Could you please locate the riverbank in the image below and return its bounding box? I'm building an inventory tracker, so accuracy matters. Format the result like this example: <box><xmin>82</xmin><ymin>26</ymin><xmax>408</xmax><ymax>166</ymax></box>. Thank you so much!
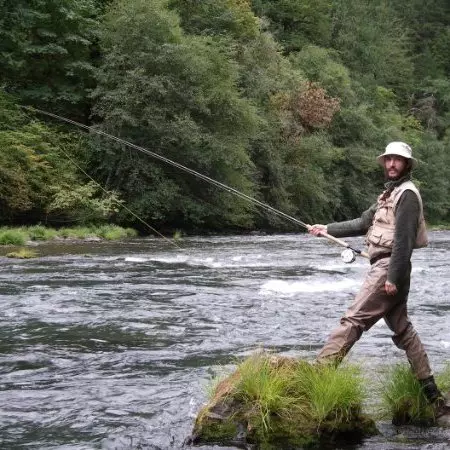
<box><xmin>0</xmin><ymin>224</ymin><xmax>138</xmax><ymax>246</ymax></box>
<box><xmin>1</xmin><ymin>223</ymin><xmax>448</xmax><ymax>250</ymax></box>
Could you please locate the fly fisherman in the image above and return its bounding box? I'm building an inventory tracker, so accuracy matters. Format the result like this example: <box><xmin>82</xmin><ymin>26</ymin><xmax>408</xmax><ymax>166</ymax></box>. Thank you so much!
<box><xmin>309</xmin><ymin>141</ymin><xmax>450</xmax><ymax>422</ymax></box>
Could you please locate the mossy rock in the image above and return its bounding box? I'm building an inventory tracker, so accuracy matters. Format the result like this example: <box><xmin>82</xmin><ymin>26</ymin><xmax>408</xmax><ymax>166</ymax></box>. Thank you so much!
<box><xmin>188</xmin><ymin>354</ymin><xmax>378</xmax><ymax>448</ymax></box>
<box><xmin>6</xmin><ymin>248</ymin><xmax>38</xmax><ymax>259</ymax></box>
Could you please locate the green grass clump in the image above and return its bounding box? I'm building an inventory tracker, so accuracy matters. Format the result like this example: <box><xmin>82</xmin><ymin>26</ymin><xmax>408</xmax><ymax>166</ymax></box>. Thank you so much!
<box><xmin>26</xmin><ymin>225</ymin><xmax>58</xmax><ymax>241</ymax></box>
<box><xmin>0</xmin><ymin>225</ymin><xmax>139</xmax><ymax>245</ymax></box>
<box><xmin>428</xmin><ymin>223</ymin><xmax>450</xmax><ymax>231</ymax></box>
<box><xmin>295</xmin><ymin>361</ymin><xmax>365</xmax><ymax>429</ymax></box>
<box><xmin>6</xmin><ymin>248</ymin><xmax>38</xmax><ymax>258</ymax></box>
<box><xmin>380</xmin><ymin>364</ymin><xmax>434</xmax><ymax>425</ymax></box>
<box><xmin>193</xmin><ymin>352</ymin><xmax>375</xmax><ymax>448</ymax></box>
<box><xmin>234</xmin><ymin>353</ymin><xmax>299</xmax><ymax>435</ymax></box>
<box><xmin>58</xmin><ymin>226</ymin><xmax>94</xmax><ymax>239</ymax></box>
<box><xmin>0</xmin><ymin>229</ymin><xmax>27</xmax><ymax>245</ymax></box>
<box><xmin>96</xmin><ymin>225</ymin><xmax>138</xmax><ymax>240</ymax></box>
<box><xmin>436</xmin><ymin>362</ymin><xmax>450</xmax><ymax>392</ymax></box>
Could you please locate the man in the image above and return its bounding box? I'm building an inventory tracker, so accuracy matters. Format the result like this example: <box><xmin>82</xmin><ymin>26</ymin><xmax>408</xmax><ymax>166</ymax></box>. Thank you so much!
<box><xmin>309</xmin><ymin>141</ymin><xmax>449</xmax><ymax>421</ymax></box>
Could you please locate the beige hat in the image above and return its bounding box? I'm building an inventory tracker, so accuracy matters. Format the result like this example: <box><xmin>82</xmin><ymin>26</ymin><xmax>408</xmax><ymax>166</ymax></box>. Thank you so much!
<box><xmin>376</xmin><ymin>141</ymin><xmax>417</xmax><ymax>167</ymax></box>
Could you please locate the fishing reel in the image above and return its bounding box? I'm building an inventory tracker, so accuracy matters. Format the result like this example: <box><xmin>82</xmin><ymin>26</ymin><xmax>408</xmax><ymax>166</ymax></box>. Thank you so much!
<box><xmin>341</xmin><ymin>248</ymin><xmax>356</xmax><ymax>264</ymax></box>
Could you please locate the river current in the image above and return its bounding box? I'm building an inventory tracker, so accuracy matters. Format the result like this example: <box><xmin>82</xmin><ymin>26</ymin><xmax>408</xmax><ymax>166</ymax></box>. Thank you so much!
<box><xmin>1</xmin><ymin>231</ymin><xmax>449</xmax><ymax>449</ymax></box>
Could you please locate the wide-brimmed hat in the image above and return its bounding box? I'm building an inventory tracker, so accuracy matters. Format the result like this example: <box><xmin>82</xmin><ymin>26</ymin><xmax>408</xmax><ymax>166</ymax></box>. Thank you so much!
<box><xmin>376</xmin><ymin>141</ymin><xmax>417</xmax><ymax>167</ymax></box>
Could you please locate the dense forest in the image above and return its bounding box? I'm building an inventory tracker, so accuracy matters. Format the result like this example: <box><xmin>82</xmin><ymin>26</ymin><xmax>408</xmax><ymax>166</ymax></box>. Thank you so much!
<box><xmin>1</xmin><ymin>0</ymin><xmax>449</xmax><ymax>233</ymax></box>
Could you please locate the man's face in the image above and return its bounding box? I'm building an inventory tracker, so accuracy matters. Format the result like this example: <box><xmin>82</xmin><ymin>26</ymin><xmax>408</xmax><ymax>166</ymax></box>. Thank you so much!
<box><xmin>383</xmin><ymin>155</ymin><xmax>408</xmax><ymax>180</ymax></box>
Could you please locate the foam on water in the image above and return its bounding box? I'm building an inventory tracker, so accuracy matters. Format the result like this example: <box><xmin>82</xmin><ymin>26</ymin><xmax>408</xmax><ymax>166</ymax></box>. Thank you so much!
<box><xmin>124</xmin><ymin>256</ymin><xmax>148</xmax><ymax>263</ymax></box>
<box><xmin>124</xmin><ymin>253</ymin><xmax>268</xmax><ymax>269</ymax></box>
<box><xmin>1</xmin><ymin>231</ymin><xmax>449</xmax><ymax>449</ymax></box>
<box><xmin>260</xmin><ymin>278</ymin><xmax>358</xmax><ymax>294</ymax></box>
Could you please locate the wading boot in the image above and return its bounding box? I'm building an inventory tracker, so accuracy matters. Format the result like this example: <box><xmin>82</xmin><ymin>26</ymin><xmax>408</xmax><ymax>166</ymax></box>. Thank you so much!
<box><xmin>420</xmin><ymin>376</ymin><xmax>450</xmax><ymax>426</ymax></box>
<box><xmin>434</xmin><ymin>395</ymin><xmax>450</xmax><ymax>427</ymax></box>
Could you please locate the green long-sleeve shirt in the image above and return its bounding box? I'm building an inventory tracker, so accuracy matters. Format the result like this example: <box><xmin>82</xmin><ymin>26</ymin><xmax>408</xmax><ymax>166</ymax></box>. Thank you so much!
<box><xmin>327</xmin><ymin>190</ymin><xmax>420</xmax><ymax>286</ymax></box>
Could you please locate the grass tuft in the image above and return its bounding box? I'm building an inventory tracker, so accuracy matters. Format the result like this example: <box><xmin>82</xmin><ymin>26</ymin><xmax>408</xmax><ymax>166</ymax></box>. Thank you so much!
<box><xmin>380</xmin><ymin>364</ymin><xmax>434</xmax><ymax>425</ymax></box>
<box><xmin>26</xmin><ymin>225</ymin><xmax>58</xmax><ymax>241</ymax></box>
<box><xmin>233</xmin><ymin>353</ymin><xmax>298</xmax><ymax>434</ymax></box>
<box><xmin>0</xmin><ymin>225</ymin><xmax>138</xmax><ymax>244</ymax></box>
<box><xmin>0</xmin><ymin>228</ymin><xmax>27</xmax><ymax>245</ymax></box>
<box><xmin>435</xmin><ymin>362</ymin><xmax>450</xmax><ymax>393</ymax></box>
<box><xmin>295</xmin><ymin>361</ymin><xmax>365</xmax><ymax>428</ymax></box>
<box><xmin>196</xmin><ymin>352</ymin><xmax>374</xmax><ymax>447</ymax></box>
<box><xmin>96</xmin><ymin>225</ymin><xmax>138</xmax><ymax>240</ymax></box>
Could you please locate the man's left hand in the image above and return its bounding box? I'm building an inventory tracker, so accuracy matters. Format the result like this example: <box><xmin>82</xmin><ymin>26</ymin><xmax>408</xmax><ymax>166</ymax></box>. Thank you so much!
<box><xmin>385</xmin><ymin>281</ymin><xmax>398</xmax><ymax>296</ymax></box>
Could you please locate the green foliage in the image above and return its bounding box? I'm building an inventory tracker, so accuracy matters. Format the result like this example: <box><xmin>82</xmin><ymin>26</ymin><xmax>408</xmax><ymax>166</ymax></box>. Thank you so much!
<box><xmin>413</xmin><ymin>138</ymin><xmax>450</xmax><ymax>224</ymax></box>
<box><xmin>234</xmin><ymin>354</ymin><xmax>296</xmax><ymax>434</ymax></box>
<box><xmin>1</xmin><ymin>0</ymin><xmax>450</xmax><ymax>230</ymax></box>
<box><xmin>251</xmin><ymin>0</ymin><xmax>332</xmax><ymax>52</ymax></box>
<box><xmin>58</xmin><ymin>226</ymin><xmax>97</xmax><ymax>239</ymax></box>
<box><xmin>0</xmin><ymin>228</ymin><xmax>27</xmax><ymax>245</ymax></box>
<box><xmin>170</xmin><ymin>0</ymin><xmax>260</xmax><ymax>40</ymax></box>
<box><xmin>0</xmin><ymin>91</ymin><xmax>123</xmax><ymax>225</ymax></box>
<box><xmin>283</xmin><ymin>133</ymin><xmax>342</xmax><ymax>223</ymax></box>
<box><xmin>27</xmin><ymin>225</ymin><xmax>57</xmax><ymax>241</ymax></box>
<box><xmin>435</xmin><ymin>362</ymin><xmax>450</xmax><ymax>393</ymax></box>
<box><xmin>390</xmin><ymin>0</ymin><xmax>450</xmax><ymax>79</ymax></box>
<box><xmin>95</xmin><ymin>224</ymin><xmax>137</xmax><ymax>240</ymax></box>
<box><xmin>48</xmin><ymin>181</ymin><xmax>123</xmax><ymax>225</ymax></box>
<box><xmin>330</xmin><ymin>0</ymin><xmax>414</xmax><ymax>98</ymax></box>
<box><xmin>199</xmin><ymin>353</ymin><xmax>374</xmax><ymax>447</ymax></box>
<box><xmin>0</xmin><ymin>225</ymin><xmax>137</xmax><ymax>243</ymax></box>
<box><xmin>380</xmin><ymin>364</ymin><xmax>434</xmax><ymax>425</ymax></box>
<box><xmin>233</xmin><ymin>354</ymin><xmax>366</xmax><ymax>435</ymax></box>
<box><xmin>93</xmin><ymin>0</ymin><xmax>260</xmax><ymax>230</ymax></box>
<box><xmin>290</xmin><ymin>46</ymin><xmax>353</xmax><ymax>101</ymax></box>
<box><xmin>0</xmin><ymin>110</ymin><xmax>60</xmax><ymax>217</ymax></box>
<box><xmin>295</xmin><ymin>362</ymin><xmax>365</xmax><ymax>428</ymax></box>
<box><xmin>0</xmin><ymin>0</ymin><xmax>99</xmax><ymax>120</ymax></box>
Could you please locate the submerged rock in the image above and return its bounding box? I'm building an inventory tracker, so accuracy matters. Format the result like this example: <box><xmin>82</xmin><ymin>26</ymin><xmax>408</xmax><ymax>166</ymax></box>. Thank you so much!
<box><xmin>189</xmin><ymin>354</ymin><xmax>378</xmax><ymax>448</ymax></box>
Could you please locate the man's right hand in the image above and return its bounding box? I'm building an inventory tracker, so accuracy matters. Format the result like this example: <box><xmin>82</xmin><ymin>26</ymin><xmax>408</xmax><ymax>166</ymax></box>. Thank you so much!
<box><xmin>308</xmin><ymin>224</ymin><xmax>327</xmax><ymax>236</ymax></box>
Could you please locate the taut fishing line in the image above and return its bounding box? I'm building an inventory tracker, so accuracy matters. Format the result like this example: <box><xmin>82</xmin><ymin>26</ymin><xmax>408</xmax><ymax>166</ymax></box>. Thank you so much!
<box><xmin>20</xmin><ymin>105</ymin><xmax>368</xmax><ymax>260</ymax></box>
<box><xmin>54</xmin><ymin>144</ymin><xmax>181</xmax><ymax>249</ymax></box>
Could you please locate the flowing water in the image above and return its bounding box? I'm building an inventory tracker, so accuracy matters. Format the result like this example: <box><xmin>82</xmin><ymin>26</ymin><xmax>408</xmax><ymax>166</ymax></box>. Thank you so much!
<box><xmin>1</xmin><ymin>231</ymin><xmax>449</xmax><ymax>450</ymax></box>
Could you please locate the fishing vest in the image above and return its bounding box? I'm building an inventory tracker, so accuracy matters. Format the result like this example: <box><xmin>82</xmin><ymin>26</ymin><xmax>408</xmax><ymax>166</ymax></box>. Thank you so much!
<box><xmin>366</xmin><ymin>180</ymin><xmax>428</xmax><ymax>259</ymax></box>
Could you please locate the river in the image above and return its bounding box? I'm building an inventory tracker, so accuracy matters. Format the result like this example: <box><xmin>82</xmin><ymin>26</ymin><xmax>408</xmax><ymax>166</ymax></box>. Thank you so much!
<box><xmin>1</xmin><ymin>231</ymin><xmax>449</xmax><ymax>449</ymax></box>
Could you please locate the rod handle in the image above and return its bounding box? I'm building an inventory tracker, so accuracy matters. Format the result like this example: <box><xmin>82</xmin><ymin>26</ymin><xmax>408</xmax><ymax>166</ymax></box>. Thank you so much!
<box><xmin>307</xmin><ymin>225</ymin><xmax>370</xmax><ymax>259</ymax></box>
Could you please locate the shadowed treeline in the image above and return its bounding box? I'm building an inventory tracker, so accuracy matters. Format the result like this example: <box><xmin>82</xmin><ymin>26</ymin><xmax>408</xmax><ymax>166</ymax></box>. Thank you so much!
<box><xmin>1</xmin><ymin>0</ymin><xmax>449</xmax><ymax>232</ymax></box>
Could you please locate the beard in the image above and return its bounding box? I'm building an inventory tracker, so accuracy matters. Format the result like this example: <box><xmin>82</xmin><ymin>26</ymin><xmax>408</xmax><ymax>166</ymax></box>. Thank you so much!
<box><xmin>384</xmin><ymin>162</ymin><xmax>412</xmax><ymax>181</ymax></box>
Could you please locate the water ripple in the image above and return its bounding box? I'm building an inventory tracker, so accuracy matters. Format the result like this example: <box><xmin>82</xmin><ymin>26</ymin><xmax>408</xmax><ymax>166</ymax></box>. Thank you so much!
<box><xmin>1</xmin><ymin>232</ymin><xmax>450</xmax><ymax>448</ymax></box>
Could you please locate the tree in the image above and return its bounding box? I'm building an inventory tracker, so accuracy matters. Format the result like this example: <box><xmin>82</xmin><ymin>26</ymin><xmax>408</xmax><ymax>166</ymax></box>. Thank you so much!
<box><xmin>251</xmin><ymin>0</ymin><xmax>332</xmax><ymax>52</ymax></box>
<box><xmin>329</xmin><ymin>0</ymin><xmax>415</xmax><ymax>100</ymax></box>
<box><xmin>170</xmin><ymin>0</ymin><xmax>260</xmax><ymax>40</ymax></box>
<box><xmin>0</xmin><ymin>91</ymin><xmax>119</xmax><ymax>224</ymax></box>
<box><xmin>92</xmin><ymin>0</ymin><xmax>260</xmax><ymax>230</ymax></box>
<box><xmin>0</xmin><ymin>0</ymin><xmax>99</xmax><ymax>122</ymax></box>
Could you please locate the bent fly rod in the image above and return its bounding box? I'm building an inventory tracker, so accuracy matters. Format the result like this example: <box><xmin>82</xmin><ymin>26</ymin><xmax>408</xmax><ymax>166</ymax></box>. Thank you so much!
<box><xmin>22</xmin><ymin>105</ymin><xmax>369</xmax><ymax>262</ymax></box>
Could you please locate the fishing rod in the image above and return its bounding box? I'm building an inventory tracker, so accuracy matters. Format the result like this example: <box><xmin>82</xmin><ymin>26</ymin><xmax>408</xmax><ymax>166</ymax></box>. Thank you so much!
<box><xmin>21</xmin><ymin>105</ymin><xmax>369</xmax><ymax>262</ymax></box>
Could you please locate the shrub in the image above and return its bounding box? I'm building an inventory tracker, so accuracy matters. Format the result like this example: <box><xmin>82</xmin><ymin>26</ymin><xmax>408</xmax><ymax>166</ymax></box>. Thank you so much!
<box><xmin>0</xmin><ymin>229</ymin><xmax>27</xmax><ymax>245</ymax></box>
<box><xmin>27</xmin><ymin>225</ymin><xmax>57</xmax><ymax>241</ymax></box>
